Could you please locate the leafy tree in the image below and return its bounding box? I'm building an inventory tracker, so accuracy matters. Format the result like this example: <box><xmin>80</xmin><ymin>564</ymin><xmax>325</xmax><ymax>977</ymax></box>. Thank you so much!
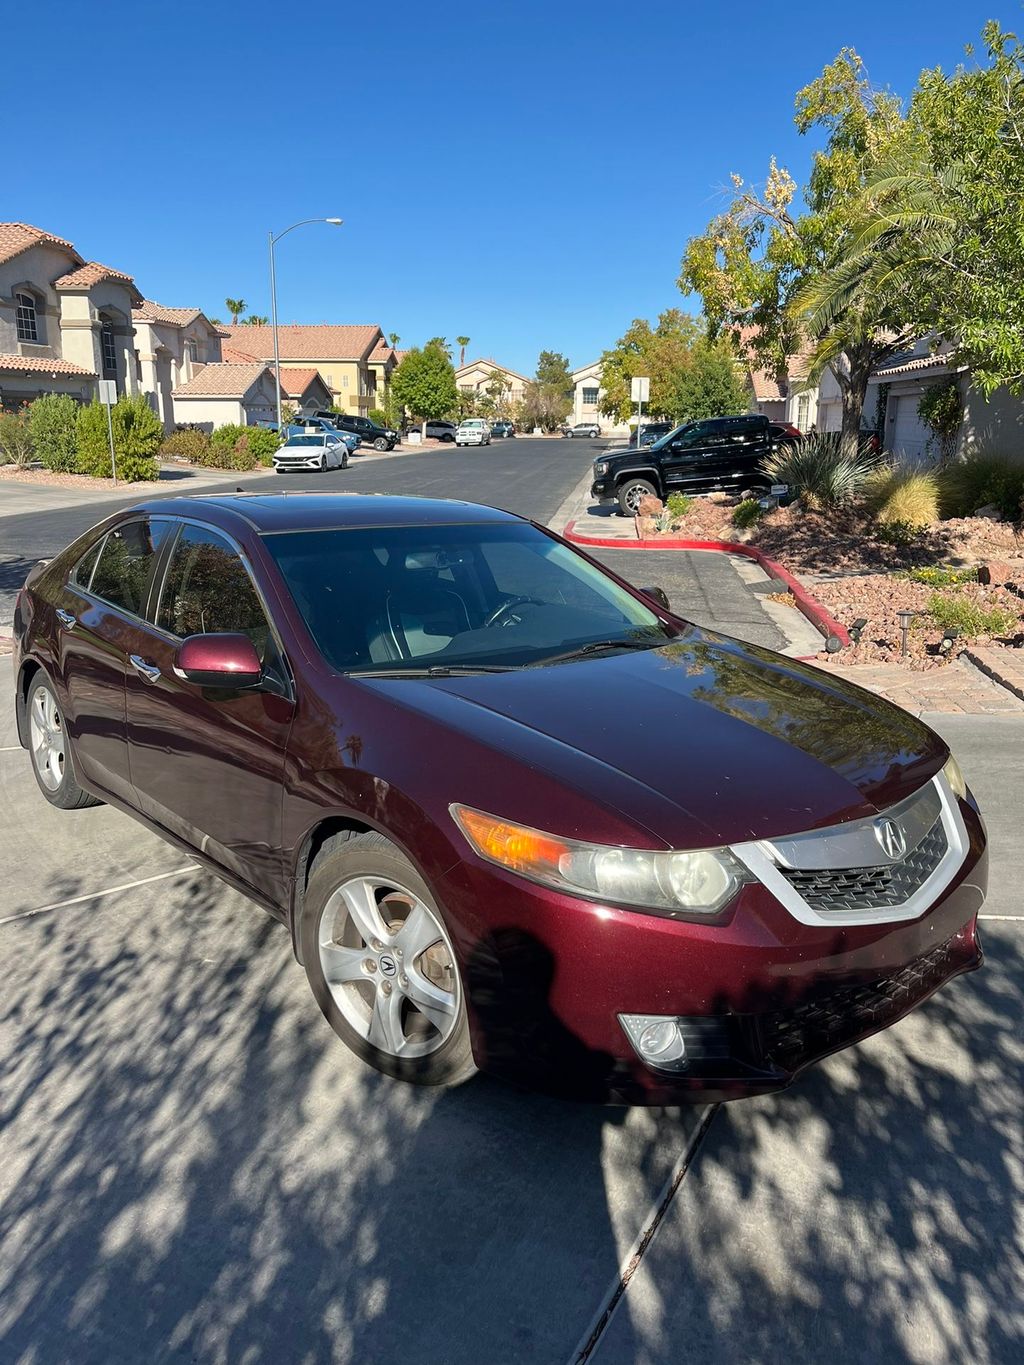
<box><xmin>391</xmin><ymin>341</ymin><xmax>459</xmax><ymax>422</ymax></box>
<box><xmin>225</xmin><ymin>297</ymin><xmax>247</xmax><ymax>325</ymax></box>
<box><xmin>516</xmin><ymin>351</ymin><xmax>573</xmax><ymax>430</ymax></box>
<box><xmin>76</xmin><ymin>394</ymin><xmax>162</xmax><ymax>480</ymax></box>
<box><xmin>668</xmin><ymin>337</ymin><xmax>749</xmax><ymax>422</ymax></box>
<box><xmin>680</xmin><ymin>50</ymin><xmax>916</xmax><ymax>455</ymax></box>
<box><xmin>599</xmin><ymin>311</ymin><xmax>703</xmax><ymax>421</ymax></box>
<box><xmin>535</xmin><ymin>351</ymin><xmax>573</xmax><ymax>393</ymax></box>
<box><xmin>28</xmin><ymin>394</ymin><xmax>79</xmax><ymax>471</ymax></box>
<box><xmin>456</xmin><ymin>335</ymin><xmax>470</xmax><ymax>367</ymax></box>
<box><xmin>424</xmin><ymin>336</ymin><xmax>453</xmax><ymax>360</ymax></box>
<box><xmin>801</xmin><ymin>23</ymin><xmax>1024</xmax><ymax>398</ymax></box>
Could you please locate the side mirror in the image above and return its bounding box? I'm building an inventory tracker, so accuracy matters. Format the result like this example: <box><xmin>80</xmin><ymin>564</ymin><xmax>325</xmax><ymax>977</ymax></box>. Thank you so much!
<box><xmin>640</xmin><ymin>585</ymin><xmax>671</xmax><ymax>611</ymax></box>
<box><xmin>175</xmin><ymin>633</ymin><xmax>263</xmax><ymax>688</ymax></box>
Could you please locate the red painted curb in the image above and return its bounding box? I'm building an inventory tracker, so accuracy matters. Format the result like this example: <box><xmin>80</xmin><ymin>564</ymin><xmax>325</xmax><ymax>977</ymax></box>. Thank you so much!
<box><xmin>563</xmin><ymin>520</ymin><xmax>850</xmax><ymax>650</ymax></box>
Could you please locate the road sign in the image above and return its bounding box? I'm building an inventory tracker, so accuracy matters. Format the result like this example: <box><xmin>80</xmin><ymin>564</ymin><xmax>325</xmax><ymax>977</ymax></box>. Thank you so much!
<box><xmin>630</xmin><ymin>376</ymin><xmax>650</xmax><ymax>403</ymax></box>
<box><xmin>98</xmin><ymin>379</ymin><xmax>117</xmax><ymax>405</ymax></box>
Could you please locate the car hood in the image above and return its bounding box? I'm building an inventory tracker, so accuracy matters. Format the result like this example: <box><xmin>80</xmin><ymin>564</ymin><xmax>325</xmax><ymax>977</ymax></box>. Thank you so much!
<box><xmin>361</xmin><ymin>628</ymin><xmax>946</xmax><ymax>848</ymax></box>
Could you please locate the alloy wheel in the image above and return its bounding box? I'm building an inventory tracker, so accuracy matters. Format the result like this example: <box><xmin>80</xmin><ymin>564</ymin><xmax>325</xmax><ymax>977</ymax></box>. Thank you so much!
<box><xmin>318</xmin><ymin>875</ymin><xmax>461</xmax><ymax>1059</ymax></box>
<box><xmin>29</xmin><ymin>686</ymin><xmax>65</xmax><ymax>792</ymax></box>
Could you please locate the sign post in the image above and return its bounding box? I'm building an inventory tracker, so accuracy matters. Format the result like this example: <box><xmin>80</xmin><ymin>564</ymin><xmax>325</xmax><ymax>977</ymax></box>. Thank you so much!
<box><xmin>98</xmin><ymin>379</ymin><xmax>118</xmax><ymax>484</ymax></box>
<box><xmin>630</xmin><ymin>376</ymin><xmax>650</xmax><ymax>447</ymax></box>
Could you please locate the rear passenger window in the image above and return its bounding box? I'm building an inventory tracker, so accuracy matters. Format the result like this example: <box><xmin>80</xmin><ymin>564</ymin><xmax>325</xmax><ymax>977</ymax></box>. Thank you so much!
<box><xmin>72</xmin><ymin>538</ymin><xmax>104</xmax><ymax>589</ymax></box>
<box><xmin>89</xmin><ymin>519</ymin><xmax>171</xmax><ymax>616</ymax></box>
<box><xmin>157</xmin><ymin>525</ymin><xmax>273</xmax><ymax>663</ymax></box>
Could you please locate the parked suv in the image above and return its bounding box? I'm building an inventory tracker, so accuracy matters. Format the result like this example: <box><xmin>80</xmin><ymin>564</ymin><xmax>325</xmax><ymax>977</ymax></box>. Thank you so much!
<box><xmin>592</xmin><ymin>414</ymin><xmax>778</xmax><ymax>515</ymax></box>
<box><xmin>314</xmin><ymin>412</ymin><xmax>399</xmax><ymax>451</ymax></box>
<box><xmin>563</xmin><ymin>422</ymin><xmax>601</xmax><ymax>439</ymax></box>
<box><xmin>417</xmin><ymin>420</ymin><xmax>457</xmax><ymax>442</ymax></box>
<box><xmin>287</xmin><ymin>416</ymin><xmax>360</xmax><ymax>452</ymax></box>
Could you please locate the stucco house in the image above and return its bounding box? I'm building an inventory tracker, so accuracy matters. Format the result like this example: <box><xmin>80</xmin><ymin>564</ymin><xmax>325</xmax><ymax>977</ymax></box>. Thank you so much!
<box><xmin>132</xmin><ymin>299</ymin><xmax>223</xmax><ymax>430</ymax></box>
<box><xmin>737</xmin><ymin>329</ymin><xmax>817</xmax><ymax>431</ymax></box>
<box><xmin>455</xmin><ymin>358</ymin><xmax>529</xmax><ymax>407</ymax></box>
<box><xmin>171</xmin><ymin>362</ymin><xmax>282</xmax><ymax>431</ymax></box>
<box><xmin>221</xmin><ymin>324</ymin><xmax>393</xmax><ymax>415</ymax></box>
<box><xmin>569</xmin><ymin>361</ymin><xmax>629</xmax><ymax>435</ymax></box>
<box><xmin>0</xmin><ymin>222</ymin><xmax>141</xmax><ymax>410</ymax></box>
<box><xmin>278</xmin><ymin>367</ymin><xmax>334</xmax><ymax>412</ymax></box>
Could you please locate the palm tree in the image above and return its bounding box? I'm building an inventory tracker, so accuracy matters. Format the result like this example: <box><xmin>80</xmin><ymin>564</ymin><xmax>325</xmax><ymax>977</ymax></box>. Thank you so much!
<box><xmin>456</xmin><ymin>335</ymin><xmax>470</xmax><ymax>368</ymax></box>
<box><xmin>225</xmin><ymin>297</ymin><xmax>247</xmax><ymax>325</ymax></box>
<box><xmin>243</xmin><ymin>315</ymin><xmax>269</xmax><ymax>326</ymax></box>
<box><xmin>389</xmin><ymin>332</ymin><xmax>401</xmax><ymax>348</ymax></box>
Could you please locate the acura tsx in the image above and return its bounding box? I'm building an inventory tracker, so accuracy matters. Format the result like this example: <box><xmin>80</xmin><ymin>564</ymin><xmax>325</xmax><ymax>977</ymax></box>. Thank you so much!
<box><xmin>12</xmin><ymin>493</ymin><xmax>987</xmax><ymax>1102</ymax></box>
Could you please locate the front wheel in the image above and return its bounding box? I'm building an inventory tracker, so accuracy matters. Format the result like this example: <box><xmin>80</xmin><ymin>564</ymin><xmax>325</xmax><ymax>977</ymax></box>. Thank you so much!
<box><xmin>300</xmin><ymin>832</ymin><xmax>475</xmax><ymax>1086</ymax></box>
<box><xmin>374</xmin><ymin>437</ymin><xmax>388</xmax><ymax>451</ymax></box>
<box><xmin>318</xmin><ymin>453</ymin><xmax>328</xmax><ymax>472</ymax></box>
<box><xmin>617</xmin><ymin>477</ymin><xmax>658</xmax><ymax>516</ymax></box>
<box><xmin>27</xmin><ymin>675</ymin><xmax>100</xmax><ymax>809</ymax></box>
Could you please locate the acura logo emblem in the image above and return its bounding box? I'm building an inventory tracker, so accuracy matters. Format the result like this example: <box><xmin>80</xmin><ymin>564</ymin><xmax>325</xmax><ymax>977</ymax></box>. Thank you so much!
<box><xmin>874</xmin><ymin>817</ymin><xmax>907</xmax><ymax>860</ymax></box>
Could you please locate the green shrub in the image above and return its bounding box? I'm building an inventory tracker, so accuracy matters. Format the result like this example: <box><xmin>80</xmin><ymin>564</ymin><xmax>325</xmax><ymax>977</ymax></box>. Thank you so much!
<box><xmin>368</xmin><ymin>408</ymin><xmax>388</xmax><ymax>427</ymax></box>
<box><xmin>75</xmin><ymin>396</ymin><xmax>160</xmax><ymax>481</ymax></box>
<box><xmin>938</xmin><ymin>453</ymin><xmax>1024</xmax><ymax>521</ymax></box>
<box><xmin>877</xmin><ymin>519</ymin><xmax>923</xmax><ymax>547</ymax></box>
<box><xmin>28</xmin><ymin>394</ymin><xmax>78</xmax><ymax>471</ymax></box>
<box><xmin>902</xmin><ymin>566</ymin><xmax>978</xmax><ymax>587</ymax></box>
<box><xmin>865</xmin><ymin>466</ymin><xmax>940</xmax><ymax>531</ymax></box>
<box><xmin>160</xmin><ymin>426</ymin><xmax>212</xmax><ymax>462</ymax></box>
<box><xmin>927</xmin><ymin>592</ymin><xmax>1017</xmax><ymax>637</ymax></box>
<box><xmin>244</xmin><ymin>427</ymin><xmax>280</xmax><ymax>464</ymax></box>
<box><xmin>210</xmin><ymin>423</ymin><xmax>248</xmax><ymax>452</ymax></box>
<box><xmin>0</xmin><ymin>410</ymin><xmax>34</xmax><ymax>467</ymax></box>
<box><xmin>198</xmin><ymin>423</ymin><xmax>277</xmax><ymax>469</ymax></box>
<box><xmin>665</xmin><ymin>492</ymin><xmax>693</xmax><ymax>518</ymax></box>
<box><xmin>761</xmin><ymin>435</ymin><xmax>882</xmax><ymax>507</ymax></box>
<box><xmin>732</xmin><ymin>497</ymin><xmax>763</xmax><ymax>529</ymax></box>
<box><xmin>227</xmin><ymin>435</ymin><xmax>259</xmax><ymax>471</ymax></box>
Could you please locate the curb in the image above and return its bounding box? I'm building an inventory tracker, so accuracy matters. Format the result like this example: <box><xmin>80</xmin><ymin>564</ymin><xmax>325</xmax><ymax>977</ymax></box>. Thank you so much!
<box><xmin>962</xmin><ymin>648</ymin><xmax>1024</xmax><ymax>702</ymax></box>
<box><xmin>563</xmin><ymin>520</ymin><xmax>850</xmax><ymax>651</ymax></box>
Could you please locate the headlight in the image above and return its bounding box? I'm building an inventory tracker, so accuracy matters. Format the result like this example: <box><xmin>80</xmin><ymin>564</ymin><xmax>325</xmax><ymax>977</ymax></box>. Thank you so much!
<box><xmin>450</xmin><ymin>805</ymin><xmax>748</xmax><ymax>916</ymax></box>
<box><xmin>594</xmin><ymin>460</ymin><xmax>609</xmax><ymax>475</ymax></box>
<box><xmin>942</xmin><ymin>754</ymin><xmax>968</xmax><ymax>800</ymax></box>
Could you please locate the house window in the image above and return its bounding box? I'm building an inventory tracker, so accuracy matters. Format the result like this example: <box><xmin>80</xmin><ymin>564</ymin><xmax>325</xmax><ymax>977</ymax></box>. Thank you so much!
<box><xmin>582</xmin><ymin>386</ymin><xmax>599</xmax><ymax>407</ymax></box>
<box><xmin>341</xmin><ymin>375</ymin><xmax>349</xmax><ymax>389</ymax></box>
<box><xmin>797</xmin><ymin>393</ymin><xmax>810</xmax><ymax>431</ymax></box>
<box><xmin>15</xmin><ymin>293</ymin><xmax>39</xmax><ymax>343</ymax></box>
<box><xmin>184</xmin><ymin>339</ymin><xmax>198</xmax><ymax>363</ymax></box>
<box><xmin>101</xmin><ymin>322</ymin><xmax>118</xmax><ymax>377</ymax></box>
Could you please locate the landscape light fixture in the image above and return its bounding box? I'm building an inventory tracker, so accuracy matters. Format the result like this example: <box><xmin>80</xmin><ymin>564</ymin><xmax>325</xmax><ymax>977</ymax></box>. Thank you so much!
<box><xmin>896</xmin><ymin>609</ymin><xmax>916</xmax><ymax>657</ymax></box>
<box><xmin>850</xmin><ymin>617</ymin><xmax>868</xmax><ymax>644</ymax></box>
<box><xmin>268</xmin><ymin>217</ymin><xmax>344</xmax><ymax>432</ymax></box>
<box><xmin>940</xmin><ymin>627</ymin><xmax>959</xmax><ymax>655</ymax></box>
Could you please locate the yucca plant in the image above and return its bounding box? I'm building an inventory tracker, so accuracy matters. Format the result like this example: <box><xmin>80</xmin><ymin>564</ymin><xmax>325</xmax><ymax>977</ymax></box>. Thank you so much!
<box><xmin>760</xmin><ymin>435</ymin><xmax>883</xmax><ymax>507</ymax></box>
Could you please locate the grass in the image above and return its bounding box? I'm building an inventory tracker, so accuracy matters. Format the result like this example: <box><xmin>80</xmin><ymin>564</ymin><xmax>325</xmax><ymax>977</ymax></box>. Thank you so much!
<box><xmin>938</xmin><ymin>452</ymin><xmax>1024</xmax><ymax>521</ymax></box>
<box><xmin>732</xmin><ymin>497</ymin><xmax>762</xmax><ymax>529</ymax></box>
<box><xmin>864</xmin><ymin>466</ymin><xmax>940</xmax><ymax>531</ymax></box>
<box><xmin>901</xmin><ymin>566</ymin><xmax>978</xmax><ymax>587</ymax></box>
<box><xmin>665</xmin><ymin>492</ymin><xmax>693</xmax><ymax>518</ymax></box>
<box><xmin>926</xmin><ymin>592</ymin><xmax>1017</xmax><ymax>637</ymax></box>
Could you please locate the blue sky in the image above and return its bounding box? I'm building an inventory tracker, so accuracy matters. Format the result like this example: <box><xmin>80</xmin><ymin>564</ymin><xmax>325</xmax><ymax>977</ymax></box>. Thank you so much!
<box><xmin>8</xmin><ymin>0</ymin><xmax>1021</xmax><ymax>375</ymax></box>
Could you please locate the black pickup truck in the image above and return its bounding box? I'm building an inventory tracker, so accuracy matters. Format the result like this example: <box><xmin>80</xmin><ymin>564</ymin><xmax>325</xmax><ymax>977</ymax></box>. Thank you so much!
<box><xmin>591</xmin><ymin>414</ymin><xmax>780</xmax><ymax>515</ymax></box>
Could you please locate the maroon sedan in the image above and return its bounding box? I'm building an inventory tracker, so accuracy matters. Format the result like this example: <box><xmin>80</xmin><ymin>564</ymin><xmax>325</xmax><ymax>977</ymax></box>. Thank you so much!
<box><xmin>13</xmin><ymin>494</ymin><xmax>987</xmax><ymax>1102</ymax></box>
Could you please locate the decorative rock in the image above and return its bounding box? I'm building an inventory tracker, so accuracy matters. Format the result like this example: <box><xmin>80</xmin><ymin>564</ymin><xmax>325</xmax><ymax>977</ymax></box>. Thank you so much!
<box><xmin>636</xmin><ymin>494</ymin><xmax>663</xmax><ymax>517</ymax></box>
<box><xmin>977</xmin><ymin>559</ymin><xmax>1016</xmax><ymax>586</ymax></box>
<box><xmin>974</xmin><ymin>504</ymin><xmax>1003</xmax><ymax>521</ymax></box>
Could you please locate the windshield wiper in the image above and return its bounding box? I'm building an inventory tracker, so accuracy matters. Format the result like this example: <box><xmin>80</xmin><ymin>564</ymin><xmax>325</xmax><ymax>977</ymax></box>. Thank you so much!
<box><xmin>348</xmin><ymin>663</ymin><xmax>518</xmax><ymax>678</ymax></box>
<box><xmin>530</xmin><ymin>636</ymin><xmax>665</xmax><ymax>667</ymax></box>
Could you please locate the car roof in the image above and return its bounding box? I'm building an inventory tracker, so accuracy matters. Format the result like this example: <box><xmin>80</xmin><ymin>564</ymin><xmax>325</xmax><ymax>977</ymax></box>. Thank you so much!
<box><xmin>124</xmin><ymin>492</ymin><xmax>528</xmax><ymax>535</ymax></box>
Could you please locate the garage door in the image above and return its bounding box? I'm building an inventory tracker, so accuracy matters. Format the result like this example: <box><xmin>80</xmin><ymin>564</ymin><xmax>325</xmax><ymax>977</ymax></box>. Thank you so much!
<box><xmin>889</xmin><ymin>394</ymin><xmax>932</xmax><ymax>465</ymax></box>
<box><xmin>816</xmin><ymin>401</ymin><xmax>841</xmax><ymax>433</ymax></box>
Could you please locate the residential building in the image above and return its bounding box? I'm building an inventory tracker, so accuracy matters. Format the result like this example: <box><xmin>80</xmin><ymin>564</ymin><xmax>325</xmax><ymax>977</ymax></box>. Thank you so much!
<box><xmin>221</xmin><ymin>324</ymin><xmax>392</xmax><ymax>415</ymax></box>
<box><xmin>738</xmin><ymin>329</ymin><xmax>816</xmax><ymax>431</ymax></box>
<box><xmin>569</xmin><ymin>361</ymin><xmax>629</xmax><ymax>435</ymax></box>
<box><xmin>0</xmin><ymin>222</ymin><xmax>141</xmax><ymax>410</ymax></box>
<box><xmin>454</xmin><ymin>358</ymin><xmax>529</xmax><ymax>407</ymax></box>
<box><xmin>132</xmin><ymin>299</ymin><xmax>223</xmax><ymax>429</ymax></box>
<box><xmin>278</xmin><ymin>367</ymin><xmax>334</xmax><ymax>412</ymax></box>
<box><xmin>170</xmin><ymin>362</ymin><xmax>282</xmax><ymax>431</ymax></box>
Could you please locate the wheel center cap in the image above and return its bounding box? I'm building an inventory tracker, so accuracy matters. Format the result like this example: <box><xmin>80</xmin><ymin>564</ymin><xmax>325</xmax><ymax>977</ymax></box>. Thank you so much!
<box><xmin>378</xmin><ymin>954</ymin><xmax>398</xmax><ymax>978</ymax></box>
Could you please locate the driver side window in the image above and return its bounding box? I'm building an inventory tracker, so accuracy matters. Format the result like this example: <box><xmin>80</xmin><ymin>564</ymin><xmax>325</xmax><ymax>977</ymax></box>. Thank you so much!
<box><xmin>157</xmin><ymin>525</ymin><xmax>274</xmax><ymax>664</ymax></box>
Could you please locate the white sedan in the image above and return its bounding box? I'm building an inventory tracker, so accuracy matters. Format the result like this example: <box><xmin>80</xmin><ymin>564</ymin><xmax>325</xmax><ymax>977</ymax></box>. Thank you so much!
<box><xmin>274</xmin><ymin>432</ymin><xmax>350</xmax><ymax>473</ymax></box>
<box><xmin>455</xmin><ymin>419</ymin><xmax>492</xmax><ymax>447</ymax></box>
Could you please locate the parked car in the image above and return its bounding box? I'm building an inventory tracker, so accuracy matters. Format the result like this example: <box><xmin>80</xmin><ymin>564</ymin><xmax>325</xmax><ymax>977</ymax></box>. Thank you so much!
<box><xmin>592</xmin><ymin>414</ymin><xmax>781</xmax><ymax>514</ymax></box>
<box><xmin>490</xmin><ymin>421</ymin><xmax>515</xmax><ymax>439</ymax></box>
<box><xmin>456</xmin><ymin>419</ymin><xmax>492</xmax><ymax>447</ymax></box>
<box><xmin>288</xmin><ymin>416</ymin><xmax>360</xmax><ymax>452</ymax></box>
<box><xmin>563</xmin><ymin>422</ymin><xmax>601</xmax><ymax>439</ymax></box>
<box><xmin>631</xmin><ymin>422</ymin><xmax>674</xmax><ymax>448</ymax></box>
<box><xmin>273</xmin><ymin>432</ymin><xmax>350</xmax><ymax>472</ymax></box>
<box><xmin>314</xmin><ymin>412</ymin><xmax>400</xmax><ymax>452</ymax></box>
<box><xmin>420</xmin><ymin>420</ymin><xmax>457</xmax><ymax>442</ymax></box>
<box><xmin>768</xmin><ymin>422</ymin><xmax>802</xmax><ymax>447</ymax></box>
<box><xmin>14</xmin><ymin>494</ymin><xmax>985</xmax><ymax>1102</ymax></box>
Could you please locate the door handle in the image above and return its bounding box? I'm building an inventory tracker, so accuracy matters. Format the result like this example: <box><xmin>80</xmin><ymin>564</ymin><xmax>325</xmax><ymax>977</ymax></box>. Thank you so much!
<box><xmin>129</xmin><ymin>654</ymin><xmax>162</xmax><ymax>683</ymax></box>
<box><xmin>56</xmin><ymin>609</ymin><xmax>76</xmax><ymax>629</ymax></box>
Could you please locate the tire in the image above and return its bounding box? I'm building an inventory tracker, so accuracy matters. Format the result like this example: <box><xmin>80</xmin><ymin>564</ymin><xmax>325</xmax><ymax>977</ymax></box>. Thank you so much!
<box><xmin>318</xmin><ymin>453</ymin><xmax>328</xmax><ymax>472</ymax></box>
<box><xmin>617</xmin><ymin>477</ymin><xmax>658</xmax><ymax>516</ymax></box>
<box><xmin>300</xmin><ymin>831</ymin><xmax>475</xmax><ymax>1086</ymax></box>
<box><xmin>374</xmin><ymin>437</ymin><xmax>388</xmax><ymax>451</ymax></box>
<box><xmin>342</xmin><ymin>452</ymin><xmax>350</xmax><ymax>469</ymax></box>
<box><xmin>27</xmin><ymin>675</ymin><xmax>100</xmax><ymax>810</ymax></box>
<box><xmin>565</xmin><ymin>430</ymin><xmax>573</xmax><ymax>438</ymax></box>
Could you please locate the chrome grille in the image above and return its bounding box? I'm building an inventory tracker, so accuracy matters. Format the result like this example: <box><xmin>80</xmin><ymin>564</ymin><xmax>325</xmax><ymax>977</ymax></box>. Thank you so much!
<box><xmin>779</xmin><ymin>817</ymin><xmax>949</xmax><ymax>914</ymax></box>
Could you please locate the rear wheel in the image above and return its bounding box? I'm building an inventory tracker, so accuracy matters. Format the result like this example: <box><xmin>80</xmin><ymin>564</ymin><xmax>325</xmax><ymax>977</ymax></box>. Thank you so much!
<box><xmin>300</xmin><ymin>832</ymin><xmax>475</xmax><ymax>1086</ymax></box>
<box><xmin>565</xmin><ymin>430</ymin><xmax>574</xmax><ymax>438</ymax></box>
<box><xmin>617</xmin><ymin>477</ymin><xmax>658</xmax><ymax>516</ymax></box>
<box><xmin>27</xmin><ymin>675</ymin><xmax>100</xmax><ymax>809</ymax></box>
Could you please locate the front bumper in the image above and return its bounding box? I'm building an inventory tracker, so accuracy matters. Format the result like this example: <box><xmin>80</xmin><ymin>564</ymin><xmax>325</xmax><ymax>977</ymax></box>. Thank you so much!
<box><xmin>437</xmin><ymin>797</ymin><xmax>987</xmax><ymax>1103</ymax></box>
<box><xmin>274</xmin><ymin>456</ymin><xmax>328</xmax><ymax>470</ymax></box>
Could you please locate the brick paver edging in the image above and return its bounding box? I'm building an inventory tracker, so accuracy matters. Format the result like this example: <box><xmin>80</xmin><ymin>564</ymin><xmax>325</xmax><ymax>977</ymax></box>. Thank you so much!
<box><xmin>963</xmin><ymin>647</ymin><xmax>1024</xmax><ymax>701</ymax></box>
<box><xmin>562</xmin><ymin>520</ymin><xmax>850</xmax><ymax>650</ymax></box>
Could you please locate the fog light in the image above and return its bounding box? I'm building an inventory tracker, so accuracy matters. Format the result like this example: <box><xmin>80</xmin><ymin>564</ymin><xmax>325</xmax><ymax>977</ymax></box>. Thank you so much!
<box><xmin>620</xmin><ymin>1013</ymin><xmax>688</xmax><ymax>1069</ymax></box>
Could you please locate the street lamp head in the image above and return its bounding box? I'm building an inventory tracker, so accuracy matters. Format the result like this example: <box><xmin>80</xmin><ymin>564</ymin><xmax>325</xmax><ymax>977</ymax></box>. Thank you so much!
<box><xmin>326</xmin><ymin>217</ymin><xmax>344</xmax><ymax>225</ymax></box>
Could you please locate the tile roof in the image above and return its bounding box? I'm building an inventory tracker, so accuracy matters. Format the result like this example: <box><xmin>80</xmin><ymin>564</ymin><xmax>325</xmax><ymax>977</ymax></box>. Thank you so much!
<box><xmin>54</xmin><ymin>260</ymin><xmax>138</xmax><ymax>292</ymax></box>
<box><xmin>0</xmin><ymin>222</ymin><xmax>80</xmax><ymax>268</ymax></box>
<box><xmin>736</xmin><ymin>326</ymin><xmax>813</xmax><ymax>402</ymax></box>
<box><xmin>456</xmin><ymin>357</ymin><xmax>531</xmax><ymax>384</ymax></box>
<box><xmin>278</xmin><ymin>367</ymin><xmax>323</xmax><ymax>396</ymax></box>
<box><xmin>172</xmin><ymin>362</ymin><xmax>275</xmax><ymax>399</ymax></box>
<box><xmin>221</xmin><ymin>323</ymin><xmax>383</xmax><ymax>361</ymax></box>
<box><xmin>0</xmin><ymin>353</ymin><xmax>95</xmax><ymax>376</ymax></box>
<box><xmin>221</xmin><ymin>342</ymin><xmax>262</xmax><ymax>364</ymax></box>
<box><xmin>132</xmin><ymin>299</ymin><xmax>204</xmax><ymax>327</ymax></box>
<box><xmin>872</xmin><ymin>352</ymin><xmax>962</xmax><ymax>379</ymax></box>
<box><xmin>369</xmin><ymin>341</ymin><xmax>396</xmax><ymax>364</ymax></box>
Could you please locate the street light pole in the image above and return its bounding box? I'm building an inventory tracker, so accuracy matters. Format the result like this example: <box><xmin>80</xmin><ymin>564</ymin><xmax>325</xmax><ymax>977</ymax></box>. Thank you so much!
<box><xmin>268</xmin><ymin>217</ymin><xmax>343</xmax><ymax>432</ymax></box>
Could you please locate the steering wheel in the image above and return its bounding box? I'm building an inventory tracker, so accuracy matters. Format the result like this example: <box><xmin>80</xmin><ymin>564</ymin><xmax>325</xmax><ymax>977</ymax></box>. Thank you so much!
<box><xmin>484</xmin><ymin>595</ymin><xmax>543</xmax><ymax>628</ymax></box>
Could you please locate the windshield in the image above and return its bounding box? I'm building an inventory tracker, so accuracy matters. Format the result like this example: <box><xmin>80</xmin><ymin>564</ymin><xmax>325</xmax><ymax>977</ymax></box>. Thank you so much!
<box><xmin>264</xmin><ymin>522</ymin><xmax>672</xmax><ymax>673</ymax></box>
<box><xmin>284</xmin><ymin>435</ymin><xmax>325</xmax><ymax>447</ymax></box>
